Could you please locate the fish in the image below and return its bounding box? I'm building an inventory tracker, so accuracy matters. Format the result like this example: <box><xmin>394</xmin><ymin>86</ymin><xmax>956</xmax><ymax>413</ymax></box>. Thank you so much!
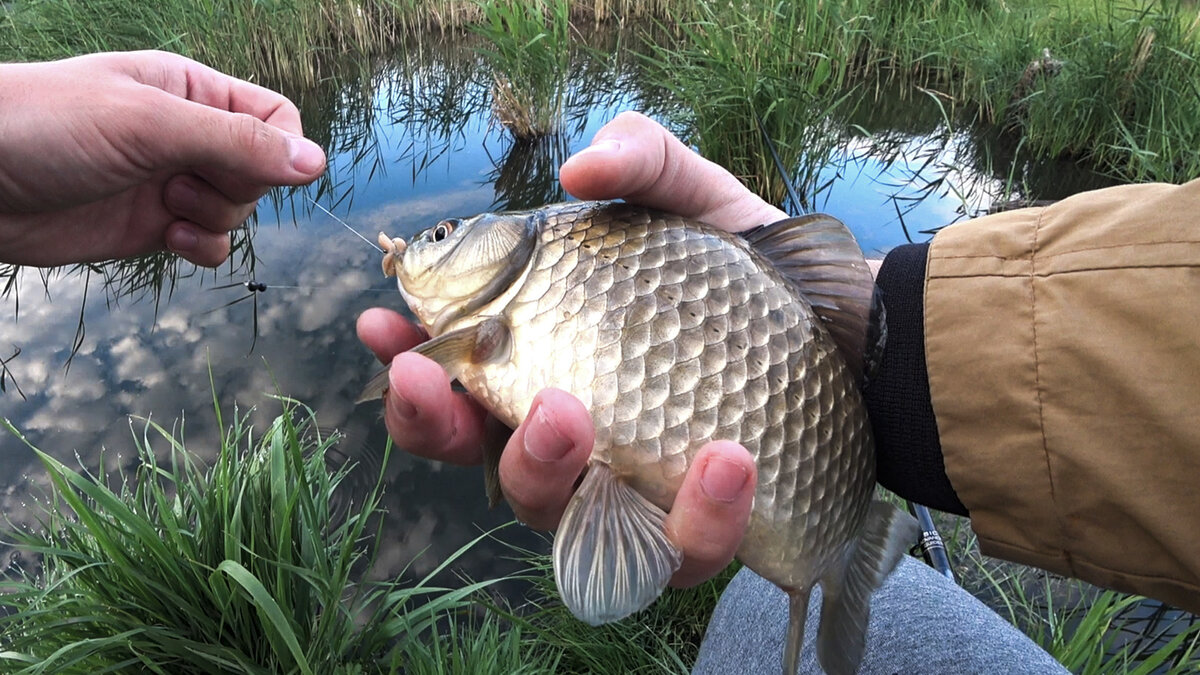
<box><xmin>359</xmin><ymin>200</ymin><xmax>918</xmax><ymax>674</ymax></box>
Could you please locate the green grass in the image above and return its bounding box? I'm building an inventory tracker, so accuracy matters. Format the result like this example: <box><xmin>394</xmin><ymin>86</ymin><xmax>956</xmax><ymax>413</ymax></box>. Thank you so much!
<box><xmin>643</xmin><ymin>0</ymin><xmax>1200</xmax><ymax>198</ymax></box>
<box><xmin>0</xmin><ymin>395</ymin><xmax>519</xmax><ymax>674</ymax></box>
<box><xmin>0</xmin><ymin>385</ymin><xmax>729</xmax><ymax>674</ymax></box>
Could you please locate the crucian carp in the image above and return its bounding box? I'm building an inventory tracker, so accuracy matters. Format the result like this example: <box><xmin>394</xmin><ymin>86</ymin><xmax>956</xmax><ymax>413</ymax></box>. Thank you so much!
<box><xmin>360</xmin><ymin>200</ymin><xmax>918</xmax><ymax>675</ymax></box>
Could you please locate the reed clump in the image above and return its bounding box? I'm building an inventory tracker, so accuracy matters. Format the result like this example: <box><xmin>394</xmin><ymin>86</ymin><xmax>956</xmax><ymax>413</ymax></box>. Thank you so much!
<box><xmin>648</xmin><ymin>0</ymin><xmax>1200</xmax><ymax>197</ymax></box>
<box><xmin>644</xmin><ymin>1</ymin><xmax>861</xmax><ymax>208</ymax></box>
<box><xmin>474</xmin><ymin>0</ymin><xmax>573</xmax><ymax>140</ymax></box>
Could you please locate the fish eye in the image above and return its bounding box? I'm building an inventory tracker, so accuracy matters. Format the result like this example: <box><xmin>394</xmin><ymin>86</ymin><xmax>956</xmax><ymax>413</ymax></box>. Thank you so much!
<box><xmin>432</xmin><ymin>219</ymin><xmax>459</xmax><ymax>242</ymax></box>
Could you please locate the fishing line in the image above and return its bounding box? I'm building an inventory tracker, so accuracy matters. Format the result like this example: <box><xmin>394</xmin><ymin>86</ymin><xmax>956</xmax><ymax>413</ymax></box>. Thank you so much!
<box><xmin>204</xmin><ymin>201</ymin><xmax>394</xmax><ymax>353</ymax></box>
<box><xmin>308</xmin><ymin>197</ymin><xmax>383</xmax><ymax>253</ymax></box>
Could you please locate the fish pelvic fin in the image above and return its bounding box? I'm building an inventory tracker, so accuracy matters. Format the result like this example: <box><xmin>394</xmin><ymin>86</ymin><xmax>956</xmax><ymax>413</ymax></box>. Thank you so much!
<box><xmin>356</xmin><ymin>368</ymin><xmax>391</xmax><ymax>404</ymax></box>
<box><xmin>815</xmin><ymin>501</ymin><xmax>919</xmax><ymax>675</ymax></box>
<box><xmin>482</xmin><ymin>415</ymin><xmax>510</xmax><ymax>508</ymax></box>
<box><xmin>553</xmin><ymin>463</ymin><xmax>683</xmax><ymax>626</ymax></box>
<box><xmin>783</xmin><ymin>587</ymin><xmax>814</xmax><ymax>675</ymax></box>
<box><xmin>741</xmin><ymin>214</ymin><xmax>879</xmax><ymax>384</ymax></box>
<box><xmin>354</xmin><ymin>317</ymin><xmax>512</xmax><ymax>403</ymax></box>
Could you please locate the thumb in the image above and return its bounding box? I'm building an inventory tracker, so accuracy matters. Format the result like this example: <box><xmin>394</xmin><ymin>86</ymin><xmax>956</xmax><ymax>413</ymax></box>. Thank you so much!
<box><xmin>142</xmin><ymin>92</ymin><xmax>326</xmax><ymax>194</ymax></box>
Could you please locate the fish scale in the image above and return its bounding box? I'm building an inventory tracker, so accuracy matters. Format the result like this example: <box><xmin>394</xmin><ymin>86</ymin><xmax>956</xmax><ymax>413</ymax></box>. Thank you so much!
<box><xmin>368</xmin><ymin>200</ymin><xmax>918</xmax><ymax>674</ymax></box>
<box><xmin>458</xmin><ymin>201</ymin><xmax>873</xmax><ymax>581</ymax></box>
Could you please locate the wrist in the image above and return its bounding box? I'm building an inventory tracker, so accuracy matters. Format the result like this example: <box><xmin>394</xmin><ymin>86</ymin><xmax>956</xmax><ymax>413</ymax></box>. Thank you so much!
<box><xmin>865</xmin><ymin>243</ymin><xmax>967</xmax><ymax>515</ymax></box>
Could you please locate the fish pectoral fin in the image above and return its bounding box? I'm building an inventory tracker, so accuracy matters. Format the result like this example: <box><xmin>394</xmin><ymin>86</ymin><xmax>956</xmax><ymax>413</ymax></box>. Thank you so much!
<box><xmin>815</xmin><ymin>501</ymin><xmax>919</xmax><ymax>675</ymax></box>
<box><xmin>355</xmin><ymin>368</ymin><xmax>391</xmax><ymax>404</ymax></box>
<box><xmin>552</xmin><ymin>463</ymin><xmax>683</xmax><ymax>626</ymax></box>
<box><xmin>354</xmin><ymin>318</ymin><xmax>513</xmax><ymax>404</ymax></box>
<box><xmin>412</xmin><ymin>317</ymin><xmax>512</xmax><ymax>379</ymax></box>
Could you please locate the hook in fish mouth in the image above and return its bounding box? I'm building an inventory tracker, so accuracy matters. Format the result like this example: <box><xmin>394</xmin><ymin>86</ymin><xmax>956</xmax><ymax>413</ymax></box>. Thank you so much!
<box><xmin>378</xmin><ymin>232</ymin><xmax>407</xmax><ymax>277</ymax></box>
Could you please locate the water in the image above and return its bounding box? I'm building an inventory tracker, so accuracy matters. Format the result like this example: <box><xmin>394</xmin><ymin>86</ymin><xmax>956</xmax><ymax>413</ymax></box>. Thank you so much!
<box><xmin>0</xmin><ymin>39</ymin><xmax>1117</xmax><ymax>589</ymax></box>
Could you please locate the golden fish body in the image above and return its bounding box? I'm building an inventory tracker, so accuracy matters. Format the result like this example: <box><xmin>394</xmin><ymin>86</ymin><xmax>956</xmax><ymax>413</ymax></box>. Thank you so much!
<box><xmin>367</xmin><ymin>201</ymin><xmax>916</xmax><ymax>675</ymax></box>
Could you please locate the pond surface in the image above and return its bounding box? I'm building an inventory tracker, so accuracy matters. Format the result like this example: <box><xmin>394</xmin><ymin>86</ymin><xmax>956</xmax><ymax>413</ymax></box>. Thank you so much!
<box><xmin>0</xmin><ymin>35</ymin><xmax>1116</xmax><ymax>587</ymax></box>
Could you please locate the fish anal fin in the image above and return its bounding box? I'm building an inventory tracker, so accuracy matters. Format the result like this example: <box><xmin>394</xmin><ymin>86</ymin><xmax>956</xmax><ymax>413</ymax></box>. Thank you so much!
<box><xmin>742</xmin><ymin>214</ymin><xmax>878</xmax><ymax>382</ymax></box>
<box><xmin>815</xmin><ymin>501</ymin><xmax>919</xmax><ymax>675</ymax></box>
<box><xmin>553</xmin><ymin>463</ymin><xmax>683</xmax><ymax>626</ymax></box>
<box><xmin>354</xmin><ymin>317</ymin><xmax>511</xmax><ymax>403</ymax></box>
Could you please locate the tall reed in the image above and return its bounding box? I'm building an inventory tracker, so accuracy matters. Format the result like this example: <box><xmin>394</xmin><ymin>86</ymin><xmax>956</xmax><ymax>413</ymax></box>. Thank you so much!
<box><xmin>473</xmin><ymin>0</ymin><xmax>573</xmax><ymax>140</ymax></box>
<box><xmin>645</xmin><ymin>1</ymin><xmax>861</xmax><ymax>209</ymax></box>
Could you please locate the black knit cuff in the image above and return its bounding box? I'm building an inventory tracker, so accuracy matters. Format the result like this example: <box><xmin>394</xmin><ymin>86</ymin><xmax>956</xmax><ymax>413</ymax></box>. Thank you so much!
<box><xmin>865</xmin><ymin>243</ymin><xmax>968</xmax><ymax>516</ymax></box>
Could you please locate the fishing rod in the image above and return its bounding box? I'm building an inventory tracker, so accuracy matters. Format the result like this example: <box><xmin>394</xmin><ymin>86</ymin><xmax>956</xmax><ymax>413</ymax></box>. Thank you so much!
<box><xmin>755</xmin><ymin>108</ymin><xmax>956</xmax><ymax>583</ymax></box>
<box><xmin>754</xmin><ymin>110</ymin><xmax>808</xmax><ymax>216</ymax></box>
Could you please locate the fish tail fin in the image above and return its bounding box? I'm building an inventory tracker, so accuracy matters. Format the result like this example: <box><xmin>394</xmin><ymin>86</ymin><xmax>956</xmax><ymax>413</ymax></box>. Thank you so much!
<box><xmin>783</xmin><ymin>587</ymin><xmax>813</xmax><ymax>675</ymax></box>
<box><xmin>552</xmin><ymin>463</ymin><xmax>683</xmax><ymax>625</ymax></box>
<box><xmin>815</xmin><ymin>501</ymin><xmax>919</xmax><ymax>675</ymax></box>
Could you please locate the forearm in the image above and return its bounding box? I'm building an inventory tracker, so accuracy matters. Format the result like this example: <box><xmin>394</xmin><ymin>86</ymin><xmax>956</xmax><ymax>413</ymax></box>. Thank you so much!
<box><xmin>875</xmin><ymin>179</ymin><xmax>1200</xmax><ymax>613</ymax></box>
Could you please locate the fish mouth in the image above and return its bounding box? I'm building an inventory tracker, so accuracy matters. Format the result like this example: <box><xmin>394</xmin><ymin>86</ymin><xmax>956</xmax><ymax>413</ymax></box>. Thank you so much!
<box><xmin>378</xmin><ymin>232</ymin><xmax>407</xmax><ymax>277</ymax></box>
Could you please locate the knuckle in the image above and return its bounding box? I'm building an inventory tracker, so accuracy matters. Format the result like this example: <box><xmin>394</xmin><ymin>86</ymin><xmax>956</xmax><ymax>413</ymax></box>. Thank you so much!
<box><xmin>228</xmin><ymin>112</ymin><xmax>273</xmax><ymax>157</ymax></box>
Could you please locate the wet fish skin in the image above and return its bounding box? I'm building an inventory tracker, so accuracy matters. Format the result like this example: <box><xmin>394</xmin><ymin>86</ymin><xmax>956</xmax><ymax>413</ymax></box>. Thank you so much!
<box><xmin>365</xmin><ymin>201</ymin><xmax>917</xmax><ymax>674</ymax></box>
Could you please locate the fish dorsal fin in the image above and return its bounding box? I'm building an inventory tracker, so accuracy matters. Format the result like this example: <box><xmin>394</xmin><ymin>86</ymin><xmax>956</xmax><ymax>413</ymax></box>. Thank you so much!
<box><xmin>355</xmin><ymin>317</ymin><xmax>512</xmax><ymax>403</ymax></box>
<box><xmin>742</xmin><ymin>214</ymin><xmax>880</xmax><ymax>382</ymax></box>
<box><xmin>553</xmin><ymin>463</ymin><xmax>683</xmax><ymax>625</ymax></box>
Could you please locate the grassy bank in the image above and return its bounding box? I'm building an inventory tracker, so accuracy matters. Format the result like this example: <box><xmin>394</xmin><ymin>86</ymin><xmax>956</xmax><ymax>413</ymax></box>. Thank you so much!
<box><xmin>648</xmin><ymin>0</ymin><xmax>1200</xmax><ymax>197</ymax></box>
<box><xmin>3</xmin><ymin>399</ymin><xmax>1194</xmax><ymax>672</ymax></box>
<box><xmin>3</xmin><ymin>1</ymin><xmax>1197</xmax><ymax>181</ymax></box>
<box><xmin>0</xmin><ymin>400</ymin><xmax>521</xmax><ymax>673</ymax></box>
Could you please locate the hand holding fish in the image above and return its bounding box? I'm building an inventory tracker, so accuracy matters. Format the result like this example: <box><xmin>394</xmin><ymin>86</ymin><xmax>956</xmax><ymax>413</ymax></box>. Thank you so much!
<box><xmin>356</xmin><ymin>112</ymin><xmax>778</xmax><ymax>588</ymax></box>
<box><xmin>0</xmin><ymin>50</ymin><xmax>326</xmax><ymax>268</ymax></box>
<box><xmin>360</xmin><ymin>111</ymin><xmax>918</xmax><ymax>675</ymax></box>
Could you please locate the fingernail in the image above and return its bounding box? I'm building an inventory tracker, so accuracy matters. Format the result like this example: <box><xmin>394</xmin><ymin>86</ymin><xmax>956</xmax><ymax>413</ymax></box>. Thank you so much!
<box><xmin>166</xmin><ymin>225</ymin><xmax>198</xmax><ymax>253</ymax></box>
<box><xmin>388</xmin><ymin>390</ymin><xmax>417</xmax><ymax>420</ymax></box>
<box><xmin>524</xmin><ymin>404</ymin><xmax>572</xmax><ymax>462</ymax></box>
<box><xmin>288</xmin><ymin>136</ymin><xmax>326</xmax><ymax>175</ymax></box>
<box><xmin>700</xmin><ymin>456</ymin><xmax>750</xmax><ymax>503</ymax></box>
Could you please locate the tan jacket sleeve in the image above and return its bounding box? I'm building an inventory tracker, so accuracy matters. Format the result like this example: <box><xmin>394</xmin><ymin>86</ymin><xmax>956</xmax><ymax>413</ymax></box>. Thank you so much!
<box><xmin>924</xmin><ymin>178</ymin><xmax>1200</xmax><ymax>613</ymax></box>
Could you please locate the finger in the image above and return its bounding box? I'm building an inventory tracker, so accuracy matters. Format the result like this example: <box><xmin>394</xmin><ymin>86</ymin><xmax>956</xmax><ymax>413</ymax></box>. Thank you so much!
<box><xmin>124</xmin><ymin>50</ymin><xmax>306</xmax><ymax>136</ymax></box>
<box><xmin>664</xmin><ymin>441</ymin><xmax>756</xmax><ymax>588</ymax></box>
<box><xmin>164</xmin><ymin>174</ymin><xmax>255</xmax><ymax>234</ymax></box>
<box><xmin>559</xmin><ymin>111</ymin><xmax>787</xmax><ymax>231</ymax></box>
<box><xmin>356</xmin><ymin>307</ymin><xmax>428</xmax><ymax>363</ymax></box>
<box><xmin>164</xmin><ymin>220</ymin><xmax>231</xmax><ymax>267</ymax></box>
<box><xmin>382</xmin><ymin>351</ymin><xmax>489</xmax><ymax>465</ymax></box>
<box><xmin>498</xmin><ymin>388</ymin><xmax>594</xmax><ymax>530</ymax></box>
